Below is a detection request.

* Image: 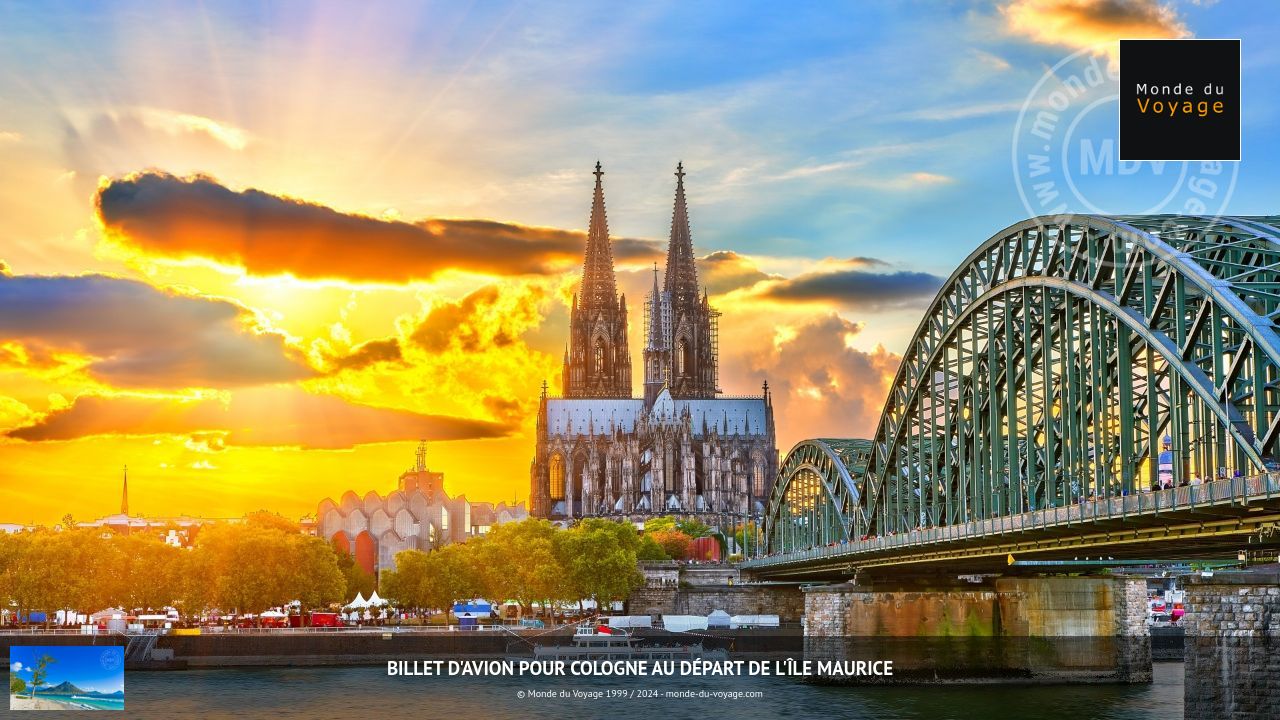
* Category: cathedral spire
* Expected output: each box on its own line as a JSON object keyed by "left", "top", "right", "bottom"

{"left": 664, "top": 162, "right": 699, "bottom": 307}
{"left": 647, "top": 262, "right": 664, "bottom": 350}
{"left": 121, "top": 465, "right": 129, "bottom": 516}
{"left": 579, "top": 161, "right": 618, "bottom": 312}
{"left": 563, "top": 163, "right": 631, "bottom": 399}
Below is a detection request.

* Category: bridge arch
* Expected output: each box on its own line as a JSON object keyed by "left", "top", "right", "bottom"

{"left": 766, "top": 439, "right": 871, "bottom": 554}
{"left": 764, "top": 215, "right": 1280, "bottom": 552}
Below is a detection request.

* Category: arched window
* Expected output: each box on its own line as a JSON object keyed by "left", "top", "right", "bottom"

{"left": 594, "top": 340, "right": 607, "bottom": 375}
{"left": 549, "top": 454, "right": 565, "bottom": 501}
{"left": 676, "top": 339, "right": 689, "bottom": 376}
{"left": 753, "top": 462, "right": 766, "bottom": 497}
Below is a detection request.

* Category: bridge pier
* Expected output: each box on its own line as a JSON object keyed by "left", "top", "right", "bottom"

{"left": 1182, "top": 567, "right": 1280, "bottom": 719}
{"left": 803, "top": 575, "right": 1151, "bottom": 683}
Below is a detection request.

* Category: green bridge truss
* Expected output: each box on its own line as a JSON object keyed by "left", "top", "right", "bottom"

{"left": 765, "top": 214, "right": 1280, "bottom": 556}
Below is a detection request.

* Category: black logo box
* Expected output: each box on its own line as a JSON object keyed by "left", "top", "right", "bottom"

{"left": 1119, "top": 39, "right": 1240, "bottom": 162}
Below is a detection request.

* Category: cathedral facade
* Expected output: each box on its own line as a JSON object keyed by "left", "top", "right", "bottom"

{"left": 530, "top": 163, "right": 777, "bottom": 522}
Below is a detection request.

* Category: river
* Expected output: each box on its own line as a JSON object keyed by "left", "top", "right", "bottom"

{"left": 120, "top": 660, "right": 1185, "bottom": 719}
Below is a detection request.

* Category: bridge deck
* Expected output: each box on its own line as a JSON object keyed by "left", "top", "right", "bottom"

{"left": 746, "top": 473, "right": 1280, "bottom": 579}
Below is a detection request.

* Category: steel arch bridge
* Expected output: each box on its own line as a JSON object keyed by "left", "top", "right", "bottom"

{"left": 755, "top": 214, "right": 1280, "bottom": 576}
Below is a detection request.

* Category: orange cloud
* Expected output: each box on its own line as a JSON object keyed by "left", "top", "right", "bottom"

{"left": 7, "top": 386, "right": 512, "bottom": 448}
{"left": 96, "top": 172, "right": 663, "bottom": 283}
{"left": 1000, "top": 0, "right": 1189, "bottom": 57}
{"left": 723, "top": 313, "right": 900, "bottom": 448}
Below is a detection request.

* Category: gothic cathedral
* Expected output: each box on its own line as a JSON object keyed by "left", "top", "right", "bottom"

{"left": 530, "top": 163, "right": 778, "bottom": 522}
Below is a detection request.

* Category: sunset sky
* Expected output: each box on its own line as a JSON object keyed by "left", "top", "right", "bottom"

{"left": 1, "top": 1, "right": 1277, "bottom": 525}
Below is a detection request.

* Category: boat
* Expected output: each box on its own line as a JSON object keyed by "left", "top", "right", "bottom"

{"left": 522, "top": 623, "right": 728, "bottom": 662}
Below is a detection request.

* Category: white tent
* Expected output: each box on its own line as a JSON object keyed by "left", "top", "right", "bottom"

{"left": 260, "top": 610, "right": 287, "bottom": 618}
{"left": 662, "top": 615, "right": 709, "bottom": 632}
{"left": 346, "top": 592, "right": 368, "bottom": 609}
{"left": 367, "top": 591, "right": 387, "bottom": 607}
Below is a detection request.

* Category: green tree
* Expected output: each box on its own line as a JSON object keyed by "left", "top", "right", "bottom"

{"left": 10, "top": 674, "right": 25, "bottom": 695}
{"left": 421, "top": 544, "right": 482, "bottom": 624}
{"left": 558, "top": 522, "right": 644, "bottom": 612}
{"left": 110, "top": 533, "right": 182, "bottom": 613}
{"left": 290, "top": 534, "right": 346, "bottom": 611}
{"left": 675, "top": 517, "right": 713, "bottom": 538}
{"left": 30, "top": 653, "right": 54, "bottom": 699}
{"left": 636, "top": 535, "right": 669, "bottom": 562}
{"left": 380, "top": 549, "right": 432, "bottom": 611}
{"left": 479, "top": 519, "right": 561, "bottom": 618}
{"left": 196, "top": 523, "right": 297, "bottom": 616}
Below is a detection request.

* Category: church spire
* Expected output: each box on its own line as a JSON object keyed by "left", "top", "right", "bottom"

{"left": 579, "top": 161, "right": 618, "bottom": 312}
{"left": 664, "top": 162, "right": 699, "bottom": 308}
{"left": 121, "top": 465, "right": 129, "bottom": 516}
{"left": 647, "top": 262, "right": 664, "bottom": 351}
{"left": 562, "top": 162, "right": 631, "bottom": 399}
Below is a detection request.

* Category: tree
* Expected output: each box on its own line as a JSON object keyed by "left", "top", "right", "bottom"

{"left": 244, "top": 510, "right": 300, "bottom": 534}
{"left": 380, "top": 549, "right": 432, "bottom": 611}
{"left": 10, "top": 674, "right": 24, "bottom": 695}
{"left": 558, "top": 523, "right": 644, "bottom": 612}
{"left": 195, "top": 523, "right": 298, "bottom": 616}
{"left": 649, "top": 529, "right": 693, "bottom": 561}
{"left": 111, "top": 533, "right": 182, "bottom": 613}
{"left": 421, "top": 544, "right": 482, "bottom": 624}
{"left": 675, "top": 517, "right": 713, "bottom": 538}
{"left": 732, "top": 522, "right": 762, "bottom": 556}
{"left": 479, "top": 519, "right": 561, "bottom": 618}
{"left": 290, "top": 535, "right": 345, "bottom": 611}
{"left": 334, "top": 542, "right": 375, "bottom": 600}
{"left": 636, "top": 535, "right": 669, "bottom": 562}
{"left": 30, "top": 653, "right": 54, "bottom": 699}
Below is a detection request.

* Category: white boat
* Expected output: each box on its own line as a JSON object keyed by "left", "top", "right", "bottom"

{"left": 526, "top": 623, "right": 728, "bottom": 662}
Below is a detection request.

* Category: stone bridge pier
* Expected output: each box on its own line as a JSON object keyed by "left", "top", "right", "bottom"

{"left": 803, "top": 575, "right": 1151, "bottom": 683}
{"left": 1182, "top": 567, "right": 1280, "bottom": 719}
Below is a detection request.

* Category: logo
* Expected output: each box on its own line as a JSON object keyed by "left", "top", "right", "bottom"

{"left": 1120, "top": 39, "right": 1240, "bottom": 161}
{"left": 1013, "top": 44, "right": 1238, "bottom": 223}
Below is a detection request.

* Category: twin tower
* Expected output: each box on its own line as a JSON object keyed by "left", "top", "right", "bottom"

{"left": 563, "top": 162, "right": 718, "bottom": 407}
{"left": 532, "top": 163, "right": 775, "bottom": 520}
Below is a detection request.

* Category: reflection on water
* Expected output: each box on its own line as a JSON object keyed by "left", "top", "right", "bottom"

{"left": 124, "top": 660, "right": 1184, "bottom": 720}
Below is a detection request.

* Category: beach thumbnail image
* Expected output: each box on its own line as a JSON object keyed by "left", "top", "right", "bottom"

{"left": 8, "top": 645, "right": 124, "bottom": 711}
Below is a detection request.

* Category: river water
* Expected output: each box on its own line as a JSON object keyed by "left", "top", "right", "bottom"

{"left": 121, "top": 660, "right": 1184, "bottom": 719}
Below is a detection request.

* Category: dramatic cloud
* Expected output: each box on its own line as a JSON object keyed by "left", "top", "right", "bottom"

{"left": 96, "top": 172, "right": 663, "bottom": 283}
{"left": 317, "top": 337, "right": 404, "bottom": 373}
{"left": 0, "top": 272, "right": 311, "bottom": 388}
{"left": 301, "top": 280, "right": 559, "bottom": 434}
{"left": 411, "top": 285, "right": 546, "bottom": 353}
{"left": 726, "top": 314, "right": 901, "bottom": 446}
{"left": 755, "top": 266, "right": 944, "bottom": 310}
{"left": 7, "top": 386, "right": 511, "bottom": 448}
{"left": 1000, "top": 0, "right": 1189, "bottom": 57}
{"left": 695, "top": 251, "right": 779, "bottom": 294}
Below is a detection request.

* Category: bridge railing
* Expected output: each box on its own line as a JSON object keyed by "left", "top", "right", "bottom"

{"left": 752, "top": 472, "right": 1280, "bottom": 566}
